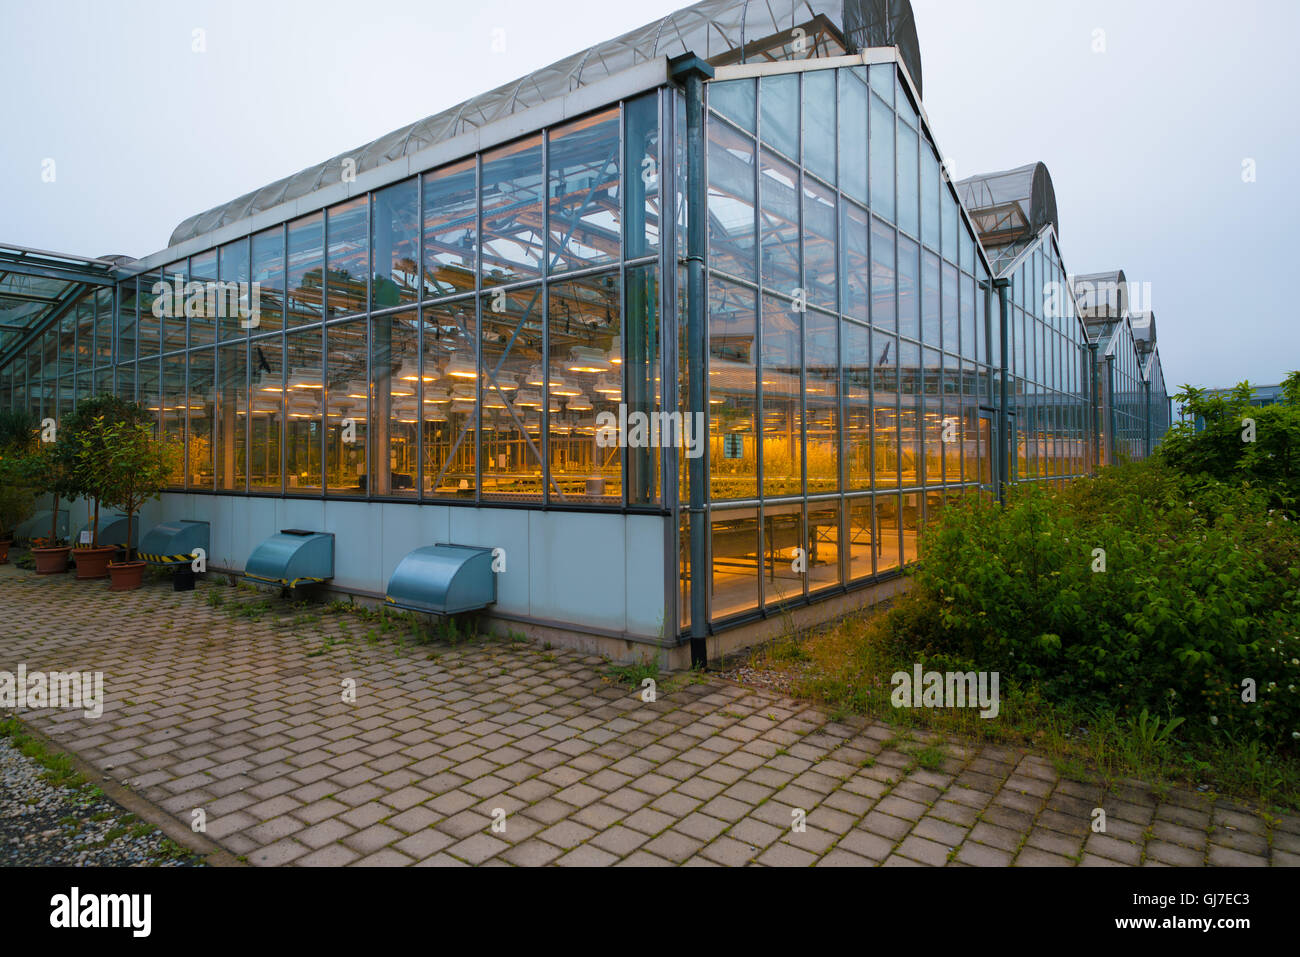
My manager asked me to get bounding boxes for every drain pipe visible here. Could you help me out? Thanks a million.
[670,53,715,669]
[993,278,1010,505]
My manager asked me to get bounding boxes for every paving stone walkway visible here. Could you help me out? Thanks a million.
[1,564,1296,867]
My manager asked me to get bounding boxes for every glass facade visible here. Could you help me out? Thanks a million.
[0,48,1174,641]
[701,63,996,624]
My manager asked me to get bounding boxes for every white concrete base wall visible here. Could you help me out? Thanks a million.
[147,493,668,641]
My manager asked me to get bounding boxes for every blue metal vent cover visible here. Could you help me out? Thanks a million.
[76,513,138,549]
[139,520,210,566]
[245,530,335,587]
[385,544,497,616]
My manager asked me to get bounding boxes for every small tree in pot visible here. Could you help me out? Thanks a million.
[100,420,177,591]
[14,437,78,573]
[58,395,152,579]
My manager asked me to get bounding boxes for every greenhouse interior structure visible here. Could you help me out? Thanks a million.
[0,0,1173,665]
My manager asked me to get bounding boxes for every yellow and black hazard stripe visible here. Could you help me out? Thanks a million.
[140,551,196,565]
[245,573,326,588]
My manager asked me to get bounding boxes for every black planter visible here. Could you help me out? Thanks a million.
[173,568,196,592]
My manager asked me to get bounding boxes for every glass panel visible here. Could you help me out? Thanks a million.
[764,502,803,606]
[548,108,621,274]
[548,272,621,506]
[218,238,251,341]
[869,94,894,223]
[251,226,285,333]
[921,143,940,250]
[710,78,755,133]
[326,198,368,320]
[423,158,478,300]
[371,179,419,310]
[873,329,899,489]
[869,64,893,103]
[875,493,902,573]
[708,279,757,501]
[808,502,841,592]
[162,352,186,486]
[920,249,940,348]
[189,250,218,348]
[249,337,284,491]
[898,338,921,487]
[941,187,958,263]
[803,174,836,311]
[846,497,874,581]
[711,509,759,620]
[625,264,660,506]
[805,309,838,494]
[215,340,247,491]
[284,329,323,492]
[897,234,918,341]
[625,93,660,259]
[802,69,835,184]
[325,319,367,493]
[481,135,544,286]
[162,261,187,354]
[138,357,160,438]
[896,121,919,238]
[761,293,801,498]
[841,200,869,322]
[286,213,325,326]
[759,73,798,161]
[117,279,138,362]
[870,217,895,333]
[923,347,943,487]
[480,288,543,501]
[421,300,477,499]
[843,319,871,490]
[187,348,215,489]
[136,273,161,358]
[942,261,959,356]
[837,67,868,204]
[369,310,418,497]
[708,117,756,281]
[902,490,922,563]
[760,148,800,294]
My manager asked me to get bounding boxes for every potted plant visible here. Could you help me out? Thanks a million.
[15,440,77,574]
[59,395,151,580]
[0,409,38,564]
[100,420,177,591]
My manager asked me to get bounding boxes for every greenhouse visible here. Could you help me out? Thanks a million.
[0,0,1173,664]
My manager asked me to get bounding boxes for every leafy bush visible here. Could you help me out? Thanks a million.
[888,463,1300,749]
[1160,371,1300,516]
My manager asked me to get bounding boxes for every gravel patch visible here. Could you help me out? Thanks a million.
[0,731,202,867]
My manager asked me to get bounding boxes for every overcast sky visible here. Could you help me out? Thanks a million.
[2,0,1297,389]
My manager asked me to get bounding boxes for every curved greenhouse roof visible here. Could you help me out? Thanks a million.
[955,162,1059,250]
[169,0,922,247]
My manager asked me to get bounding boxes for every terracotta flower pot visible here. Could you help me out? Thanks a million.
[108,560,147,591]
[0,540,10,564]
[72,545,118,580]
[32,545,72,575]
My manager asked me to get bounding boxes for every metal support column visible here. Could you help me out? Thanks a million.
[669,53,715,669]
[993,278,1010,505]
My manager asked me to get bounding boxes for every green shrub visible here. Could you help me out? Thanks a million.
[889,462,1300,749]
[1159,371,1300,516]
